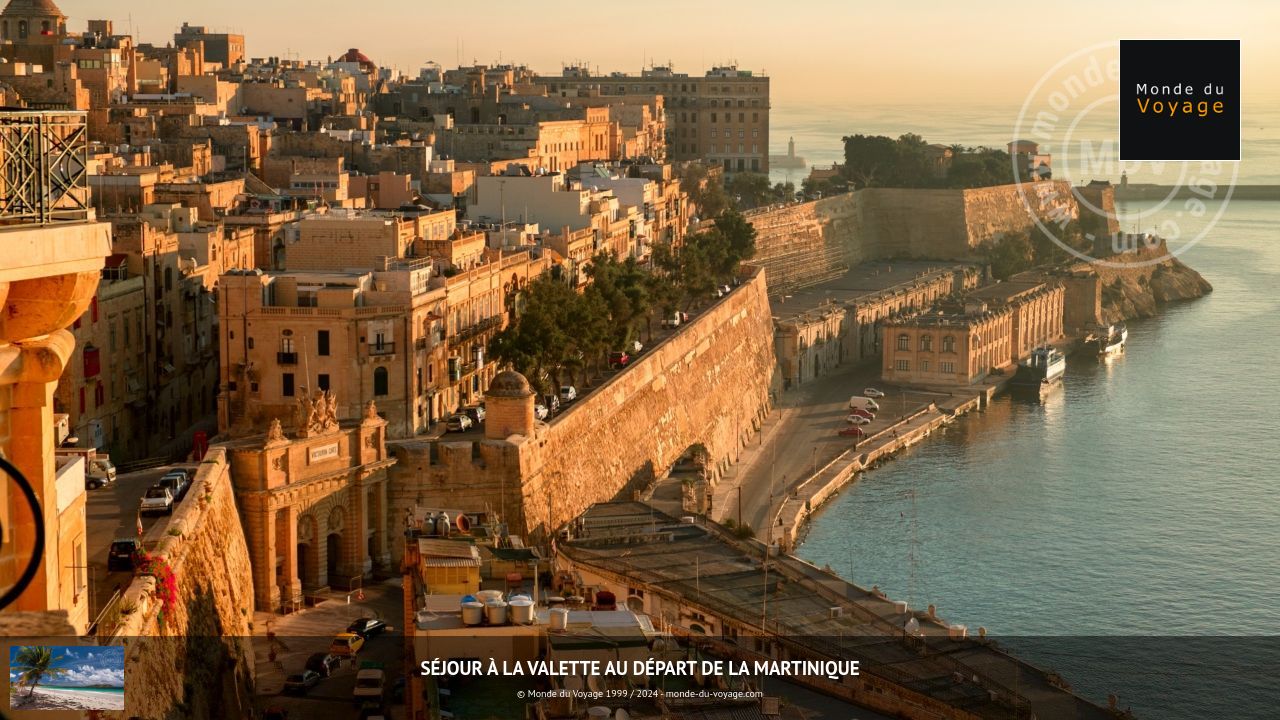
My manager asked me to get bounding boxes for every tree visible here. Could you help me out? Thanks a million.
[841,134,900,188]
[726,172,771,210]
[488,277,580,393]
[11,646,68,700]
[679,162,729,218]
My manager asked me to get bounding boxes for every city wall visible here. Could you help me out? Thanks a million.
[111,448,257,719]
[747,181,1079,294]
[388,268,777,552]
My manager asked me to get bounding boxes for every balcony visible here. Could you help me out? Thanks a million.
[368,342,395,356]
[277,351,298,365]
[1,111,92,226]
[452,316,502,344]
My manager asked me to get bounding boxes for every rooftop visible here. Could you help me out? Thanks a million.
[772,261,971,324]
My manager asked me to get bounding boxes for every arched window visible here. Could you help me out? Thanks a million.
[3,22,9,40]
[373,366,389,396]
[18,20,28,39]
[896,334,910,351]
[942,335,956,353]
[41,20,50,33]
[919,334,933,352]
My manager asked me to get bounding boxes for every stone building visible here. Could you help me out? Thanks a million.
[881,303,1014,387]
[0,110,110,633]
[173,22,245,67]
[539,64,770,174]
[772,264,983,388]
[227,396,394,612]
[967,278,1066,365]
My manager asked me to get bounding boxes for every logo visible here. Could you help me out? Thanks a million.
[1013,42,1238,268]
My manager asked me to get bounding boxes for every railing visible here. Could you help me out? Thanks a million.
[368,342,395,356]
[277,351,298,364]
[0,111,92,225]
[453,315,502,344]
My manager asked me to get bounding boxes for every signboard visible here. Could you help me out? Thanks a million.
[309,443,340,463]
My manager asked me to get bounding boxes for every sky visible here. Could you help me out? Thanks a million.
[8,646,125,688]
[53,0,1280,107]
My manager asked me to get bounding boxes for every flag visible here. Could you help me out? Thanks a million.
[136,512,143,537]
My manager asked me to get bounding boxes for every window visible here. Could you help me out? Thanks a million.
[942,335,956,353]
[317,374,330,392]
[941,361,956,374]
[373,367,389,396]
[95,384,105,407]
[920,360,930,372]
[280,337,295,353]
[317,330,330,356]
[282,373,295,397]
[897,334,910,351]
[78,387,85,413]
[895,359,910,371]
[920,335,933,351]
[91,297,99,323]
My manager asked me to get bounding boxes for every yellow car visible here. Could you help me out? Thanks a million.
[329,632,365,656]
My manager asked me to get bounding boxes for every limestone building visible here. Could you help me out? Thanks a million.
[227,396,394,612]
[0,110,110,633]
[539,65,770,174]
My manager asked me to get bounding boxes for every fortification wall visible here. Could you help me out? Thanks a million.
[519,269,775,539]
[746,182,1076,293]
[387,269,776,552]
[1080,240,1213,323]
[113,448,257,719]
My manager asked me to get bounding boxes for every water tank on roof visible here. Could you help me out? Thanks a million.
[549,607,569,632]
[435,512,451,537]
[461,601,484,626]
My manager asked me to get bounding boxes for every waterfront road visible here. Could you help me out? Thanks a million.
[84,464,197,626]
[712,360,950,538]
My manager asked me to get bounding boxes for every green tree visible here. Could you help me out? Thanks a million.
[488,276,579,393]
[679,162,729,218]
[11,646,68,700]
[841,134,900,188]
[726,172,771,210]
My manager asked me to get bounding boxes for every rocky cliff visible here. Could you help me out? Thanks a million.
[1091,244,1213,324]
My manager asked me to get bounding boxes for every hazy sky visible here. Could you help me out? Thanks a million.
[55,0,1280,107]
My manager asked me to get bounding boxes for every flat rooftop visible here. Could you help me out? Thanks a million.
[561,503,1116,720]
[771,261,970,323]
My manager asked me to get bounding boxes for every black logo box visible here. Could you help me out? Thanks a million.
[1119,39,1240,161]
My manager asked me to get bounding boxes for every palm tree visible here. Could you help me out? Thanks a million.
[11,645,68,699]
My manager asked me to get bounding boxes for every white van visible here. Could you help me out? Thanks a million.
[849,396,880,412]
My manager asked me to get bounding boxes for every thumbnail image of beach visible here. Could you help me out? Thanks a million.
[8,645,125,711]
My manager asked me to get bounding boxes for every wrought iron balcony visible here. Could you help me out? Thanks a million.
[368,342,395,356]
[0,111,91,225]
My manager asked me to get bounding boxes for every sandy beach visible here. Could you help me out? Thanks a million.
[10,686,125,711]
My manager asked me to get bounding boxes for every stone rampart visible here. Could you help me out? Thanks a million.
[112,448,256,719]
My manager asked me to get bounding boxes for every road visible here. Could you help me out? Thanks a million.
[253,579,407,719]
[83,464,197,625]
[713,360,948,536]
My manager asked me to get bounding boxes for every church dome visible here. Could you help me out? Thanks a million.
[1,0,64,17]
[487,370,534,398]
[337,48,376,73]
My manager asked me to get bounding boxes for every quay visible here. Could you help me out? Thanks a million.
[558,502,1125,720]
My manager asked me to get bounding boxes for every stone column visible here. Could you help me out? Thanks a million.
[345,475,371,581]
[4,334,74,616]
[247,500,277,612]
[374,479,390,569]
[277,504,301,607]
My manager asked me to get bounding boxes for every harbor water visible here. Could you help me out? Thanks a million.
[795,197,1280,718]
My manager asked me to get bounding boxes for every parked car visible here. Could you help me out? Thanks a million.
[720,284,732,294]
[845,414,871,426]
[680,311,690,323]
[347,617,387,638]
[848,396,880,412]
[632,340,644,354]
[608,351,630,369]
[534,404,550,421]
[849,407,875,420]
[107,538,142,572]
[329,632,365,656]
[352,667,386,703]
[863,387,886,398]
[305,652,341,678]
[139,485,174,516]
[541,394,561,415]
[661,312,682,329]
[839,425,866,438]
[158,470,189,501]
[559,385,578,403]
[445,414,473,433]
[283,670,321,695]
[462,405,485,424]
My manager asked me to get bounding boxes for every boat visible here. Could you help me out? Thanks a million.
[1093,323,1128,356]
[1011,346,1066,389]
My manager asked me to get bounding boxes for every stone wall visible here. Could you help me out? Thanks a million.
[1082,240,1213,323]
[745,182,1080,295]
[387,269,777,554]
[113,448,256,719]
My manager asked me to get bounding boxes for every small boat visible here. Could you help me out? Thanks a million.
[1094,323,1128,356]
[1012,346,1066,390]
